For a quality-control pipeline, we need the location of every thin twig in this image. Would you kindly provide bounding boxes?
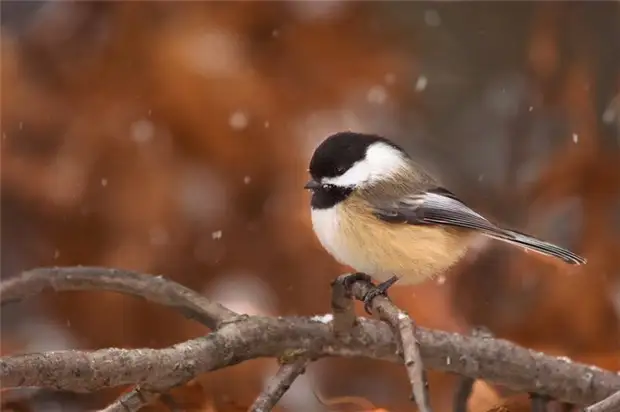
[0,267,236,330]
[453,326,495,412]
[100,386,160,412]
[158,393,183,412]
[342,275,432,412]
[249,358,309,412]
[453,377,475,412]
[585,390,620,412]
[530,393,551,412]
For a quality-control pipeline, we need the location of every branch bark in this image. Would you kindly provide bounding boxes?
[585,390,620,412]
[100,386,160,412]
[249,358,309,412]
[0,267,235,329]
[331,274,431,412]
[1,267,620,411]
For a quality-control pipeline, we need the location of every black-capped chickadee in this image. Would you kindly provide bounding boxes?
[305,132,587,310]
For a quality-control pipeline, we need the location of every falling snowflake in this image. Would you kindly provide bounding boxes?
[229,111,249,130]
[415,76,428,92]
[367,85,388,105]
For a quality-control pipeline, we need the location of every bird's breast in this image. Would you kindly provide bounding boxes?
[310,206,347,262]
[310,200,471,285]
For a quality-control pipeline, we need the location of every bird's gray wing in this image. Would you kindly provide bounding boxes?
[372,187,587,265]
[372,187,501,233]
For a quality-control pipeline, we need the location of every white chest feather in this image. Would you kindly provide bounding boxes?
[310,207,348,264]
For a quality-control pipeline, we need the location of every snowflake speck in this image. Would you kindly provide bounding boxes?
[101,178,108,187]
[415,76,428,92]
[244,176,251,184]
[572,133,579,143]
[212,230,223,240]
[367,85,388,105]
[149,227,169,246]
[424,9,441,27]
[131,119,155,143]
[311,314,333,324]
[436,275,446,285]
[384,73,396,85]
[229,111,249,130]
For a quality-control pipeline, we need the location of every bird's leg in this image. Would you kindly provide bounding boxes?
[334,273,400,314]
[362,275,399,314]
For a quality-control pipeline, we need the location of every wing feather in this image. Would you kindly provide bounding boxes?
[372,187,586,265]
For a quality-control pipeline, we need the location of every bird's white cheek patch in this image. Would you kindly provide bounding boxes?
[323,159,372,187]
[322,142,407,187]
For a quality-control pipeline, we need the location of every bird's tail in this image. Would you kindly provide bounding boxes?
[485,229,587,265]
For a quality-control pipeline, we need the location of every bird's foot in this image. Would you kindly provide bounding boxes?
[332,272,373,290]
[362,276,399,314]
[334,273,399,315]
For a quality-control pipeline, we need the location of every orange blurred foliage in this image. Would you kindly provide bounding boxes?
[1,2,619,411]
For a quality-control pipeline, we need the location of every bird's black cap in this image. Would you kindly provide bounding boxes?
[308,131,405,180]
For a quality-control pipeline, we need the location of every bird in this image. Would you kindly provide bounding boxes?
[304,131,586,312]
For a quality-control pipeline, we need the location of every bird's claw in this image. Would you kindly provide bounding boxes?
[362,276,399,314]
[334,273,399,315]
[332,272,373,291]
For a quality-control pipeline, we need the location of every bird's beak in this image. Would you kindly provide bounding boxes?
[304,179,321,190]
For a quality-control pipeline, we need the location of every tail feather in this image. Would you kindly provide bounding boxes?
[485,229,587,265]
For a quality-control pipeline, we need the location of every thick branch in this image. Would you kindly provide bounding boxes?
[249,358,309,412]
[2,314,619,405]
[0,267,236,329]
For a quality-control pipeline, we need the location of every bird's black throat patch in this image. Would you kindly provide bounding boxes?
[310,185,354,209]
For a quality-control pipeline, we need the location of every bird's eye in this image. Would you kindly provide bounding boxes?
[336,166,346,174]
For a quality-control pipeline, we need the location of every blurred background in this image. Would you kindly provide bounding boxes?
[1,1,619,411]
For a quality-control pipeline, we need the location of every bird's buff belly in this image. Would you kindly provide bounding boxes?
[311,207,468,285]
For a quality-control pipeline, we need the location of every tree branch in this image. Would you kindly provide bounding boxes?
[100,386,160,412]
[585,390,620,412]
[530,393,551,412]
[249,358,309,412]
[0,267,236,330]
[453,327,495,412]
[1,267,620,411]
[332,274,431,412]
